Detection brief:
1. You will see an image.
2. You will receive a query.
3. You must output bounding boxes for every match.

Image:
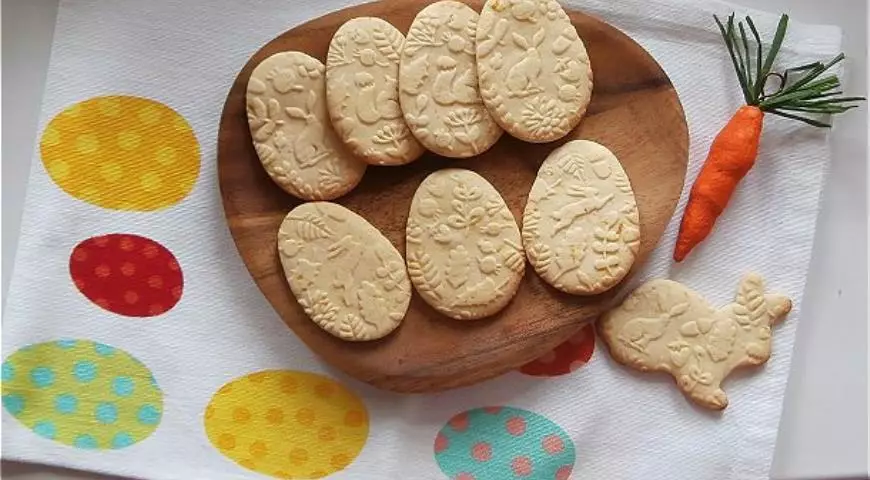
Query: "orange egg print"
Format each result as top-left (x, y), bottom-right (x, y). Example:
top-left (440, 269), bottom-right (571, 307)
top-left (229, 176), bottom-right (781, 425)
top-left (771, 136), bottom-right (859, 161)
top-left (520, 324), bottom-right (595, 377)
top-left (203, 370), bottom-right (369, 479)
top-left (40, 95), bottom-right (200, 211)
top-left (69, 234), bottom-right (183, 318)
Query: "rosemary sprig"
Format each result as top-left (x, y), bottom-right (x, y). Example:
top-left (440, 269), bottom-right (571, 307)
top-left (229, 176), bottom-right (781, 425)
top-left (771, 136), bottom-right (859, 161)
top-left (714, 13), bottom-right (865, 127)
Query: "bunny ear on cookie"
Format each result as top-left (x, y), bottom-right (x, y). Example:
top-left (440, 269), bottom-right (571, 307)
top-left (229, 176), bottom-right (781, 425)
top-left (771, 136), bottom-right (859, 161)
top-left (512, 32), bottom-right (530, 49)
top-left (533, 27), bottom-right (546, 46)
top-left (286, 107), bottom-right (306, 119)
top-left (764, 294), bottom-right (792, 323)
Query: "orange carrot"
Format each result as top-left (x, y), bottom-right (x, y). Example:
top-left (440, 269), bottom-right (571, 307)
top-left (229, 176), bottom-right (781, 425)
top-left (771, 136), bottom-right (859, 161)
top-left (673, 13), bottom-right (864, 262)
top-left (674, 106), bottom-right (763, 261)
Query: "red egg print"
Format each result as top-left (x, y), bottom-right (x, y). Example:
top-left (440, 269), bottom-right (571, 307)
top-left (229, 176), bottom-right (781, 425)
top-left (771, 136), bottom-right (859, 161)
top-left (505, 416), bottom-right (526, 436)
top-left (519, 324), bottom-right (595, 377)
top-left (511, 456), bottom-right (532, 476)
top-left (434, 433), bottom-right (450, 453)
top-left (471, 442), bottom-right (492, 462)
top-left (542, 435), bottom-right (564, 454)
top-left (69, 233), bottom-right (183, 317)
top-left (449, 412), bottom-right (470, 432)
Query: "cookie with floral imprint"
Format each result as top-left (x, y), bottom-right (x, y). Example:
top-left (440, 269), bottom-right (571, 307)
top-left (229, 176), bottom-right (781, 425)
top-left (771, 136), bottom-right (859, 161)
top-left (407, 169), bottom-right (524, 320)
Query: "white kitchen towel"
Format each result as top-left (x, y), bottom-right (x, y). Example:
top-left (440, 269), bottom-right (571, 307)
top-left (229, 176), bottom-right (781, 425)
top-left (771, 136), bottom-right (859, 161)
top-left (1, 0), bottom-right (847, 479)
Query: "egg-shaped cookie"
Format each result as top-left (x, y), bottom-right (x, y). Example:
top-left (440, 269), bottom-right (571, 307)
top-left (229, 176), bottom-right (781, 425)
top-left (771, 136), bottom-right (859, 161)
top-left (400, 1), bottom-right (503, 158)
top-left (407, 169), bottom-right (524, 320)
top-left (278, 202), bottom-right (411, 341)
top-left (476, 0), bottom-right (593, 143)
top-left (326, 17), bottom-right (426, 166)
top-left (247, 51), bottom-right (367, 201)
top-left (522, 140), bottom-right (640, 295)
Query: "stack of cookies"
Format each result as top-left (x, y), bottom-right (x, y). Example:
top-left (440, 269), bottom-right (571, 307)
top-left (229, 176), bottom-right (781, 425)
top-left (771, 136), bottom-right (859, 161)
top-left (248, 0), bottom-right (640, 342)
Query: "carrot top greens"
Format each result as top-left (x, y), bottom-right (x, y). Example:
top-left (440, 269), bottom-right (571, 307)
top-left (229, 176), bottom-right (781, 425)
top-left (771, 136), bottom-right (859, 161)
top-left (715, 13), bottom-right (865, 127)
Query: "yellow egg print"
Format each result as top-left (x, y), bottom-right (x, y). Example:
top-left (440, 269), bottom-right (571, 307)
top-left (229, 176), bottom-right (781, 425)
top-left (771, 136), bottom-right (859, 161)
top-left (204, 370), bottom-right (370, 479)
top-left (1, 340), bottom-right (163, 450)
top-left (40, 95), bottom-right (200, 211)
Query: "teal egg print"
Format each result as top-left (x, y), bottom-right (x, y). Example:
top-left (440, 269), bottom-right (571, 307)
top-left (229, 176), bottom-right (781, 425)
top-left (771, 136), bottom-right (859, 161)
top-left (1, 339), bottom-right (163, 450)
top-left (434, 406), bottom-right (575, 480)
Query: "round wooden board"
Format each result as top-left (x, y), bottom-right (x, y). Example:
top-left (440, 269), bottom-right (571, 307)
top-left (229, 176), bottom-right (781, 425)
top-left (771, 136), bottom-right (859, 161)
top-left (218, 0), bottom-right (688, 393)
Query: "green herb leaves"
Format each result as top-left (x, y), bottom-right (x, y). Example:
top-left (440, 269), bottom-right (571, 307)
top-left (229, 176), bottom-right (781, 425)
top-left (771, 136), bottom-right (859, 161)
top-left (715, 12), bottom-right (864, 127)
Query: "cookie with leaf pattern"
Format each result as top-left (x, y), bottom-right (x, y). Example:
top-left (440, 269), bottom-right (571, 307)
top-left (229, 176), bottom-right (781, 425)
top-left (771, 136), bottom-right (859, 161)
top-left (278, 202), bottom-right (412, 341)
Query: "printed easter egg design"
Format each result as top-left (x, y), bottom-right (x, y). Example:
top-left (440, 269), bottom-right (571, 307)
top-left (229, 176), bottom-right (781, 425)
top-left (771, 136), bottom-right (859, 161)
top-left (40, 95), bottom-right (200, 211)
top-left (520, 323), bottom-right (595, 376)
top-left (1, 340), bottom-right (163, 449)
top-left (204, 370), bottom-right (369, 479)
top-left (69, 233), bottom-right (183, 317)
top-left (434, 406), bottom-right (575, 479)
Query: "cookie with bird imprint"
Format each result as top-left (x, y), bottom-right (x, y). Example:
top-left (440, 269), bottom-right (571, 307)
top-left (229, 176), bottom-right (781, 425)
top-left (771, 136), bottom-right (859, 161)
top-left (598, 274), bottom-right (792, 410)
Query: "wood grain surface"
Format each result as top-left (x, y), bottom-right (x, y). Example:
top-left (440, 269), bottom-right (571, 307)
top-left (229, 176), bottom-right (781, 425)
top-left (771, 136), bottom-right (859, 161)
top-left (218, 0), bottom-right (688, 393)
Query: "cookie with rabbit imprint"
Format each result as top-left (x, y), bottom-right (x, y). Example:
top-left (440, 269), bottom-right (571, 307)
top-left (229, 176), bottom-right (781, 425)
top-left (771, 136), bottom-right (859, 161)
top-left (476, 0), bottom-right (593, 143)
top-left (327, 17), bottom-right (426, 166)
top-left (400, 1), bottom-right (504, 158)
top-left (247, 51), bottom-right (367, 200)
top-left (599, 274), bottom-right (792, 410)
top-left (522, 140), bottom-right (640, 295)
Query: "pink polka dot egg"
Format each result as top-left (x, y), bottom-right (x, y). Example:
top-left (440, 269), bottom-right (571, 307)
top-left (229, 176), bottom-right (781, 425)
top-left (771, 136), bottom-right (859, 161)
top-left (434, 406), bottom-right (575, 480)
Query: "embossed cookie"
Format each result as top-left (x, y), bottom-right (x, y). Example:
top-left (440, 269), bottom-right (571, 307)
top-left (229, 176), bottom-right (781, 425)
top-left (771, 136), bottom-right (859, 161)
top-left (476, 0), bottom-right (593, 143)
top-left (278, 202), bottom-right (411, 341)
top-left (599, 274), bottom-right (792, 410)
top-left (406, 169), bottom-right (524, 320)
top-left (523, 140), bottom-right (639, 295)
top-left (400, 1), bottom-right (503, 158)
top-left (326, 17), bottom-right (426, 166)
top-left (247, 52), bottom-right (367, 201)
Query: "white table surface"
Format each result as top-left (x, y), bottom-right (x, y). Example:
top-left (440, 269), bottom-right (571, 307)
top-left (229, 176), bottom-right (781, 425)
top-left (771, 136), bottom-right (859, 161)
top-left (1, 0), bottom-right (867, 479)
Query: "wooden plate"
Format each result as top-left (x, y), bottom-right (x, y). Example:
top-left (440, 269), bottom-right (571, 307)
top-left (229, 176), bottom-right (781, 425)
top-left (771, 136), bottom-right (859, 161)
top-left (218, 0), bottom-right (688, 393)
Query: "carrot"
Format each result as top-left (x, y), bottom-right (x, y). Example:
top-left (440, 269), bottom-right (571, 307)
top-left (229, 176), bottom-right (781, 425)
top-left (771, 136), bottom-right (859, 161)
top-left (674, 105), bottom-right (763, 261)
top-left (673, 13), bottom-right (865, 262)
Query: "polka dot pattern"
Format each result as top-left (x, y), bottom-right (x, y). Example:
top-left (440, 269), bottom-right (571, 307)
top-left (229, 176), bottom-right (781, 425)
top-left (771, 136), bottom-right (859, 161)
top-left (40, 95), bottom-right (200, 211)
top-left (203, 370), bottom-right (369, 479)
top-left (69, 234), bottom-right (183, 318)
top-left (520, 324), bottom-right (596, 377)
top-left (1, 340), bottom-right (163, 449)
top-left (433, 407), bottom-right (575, 480)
